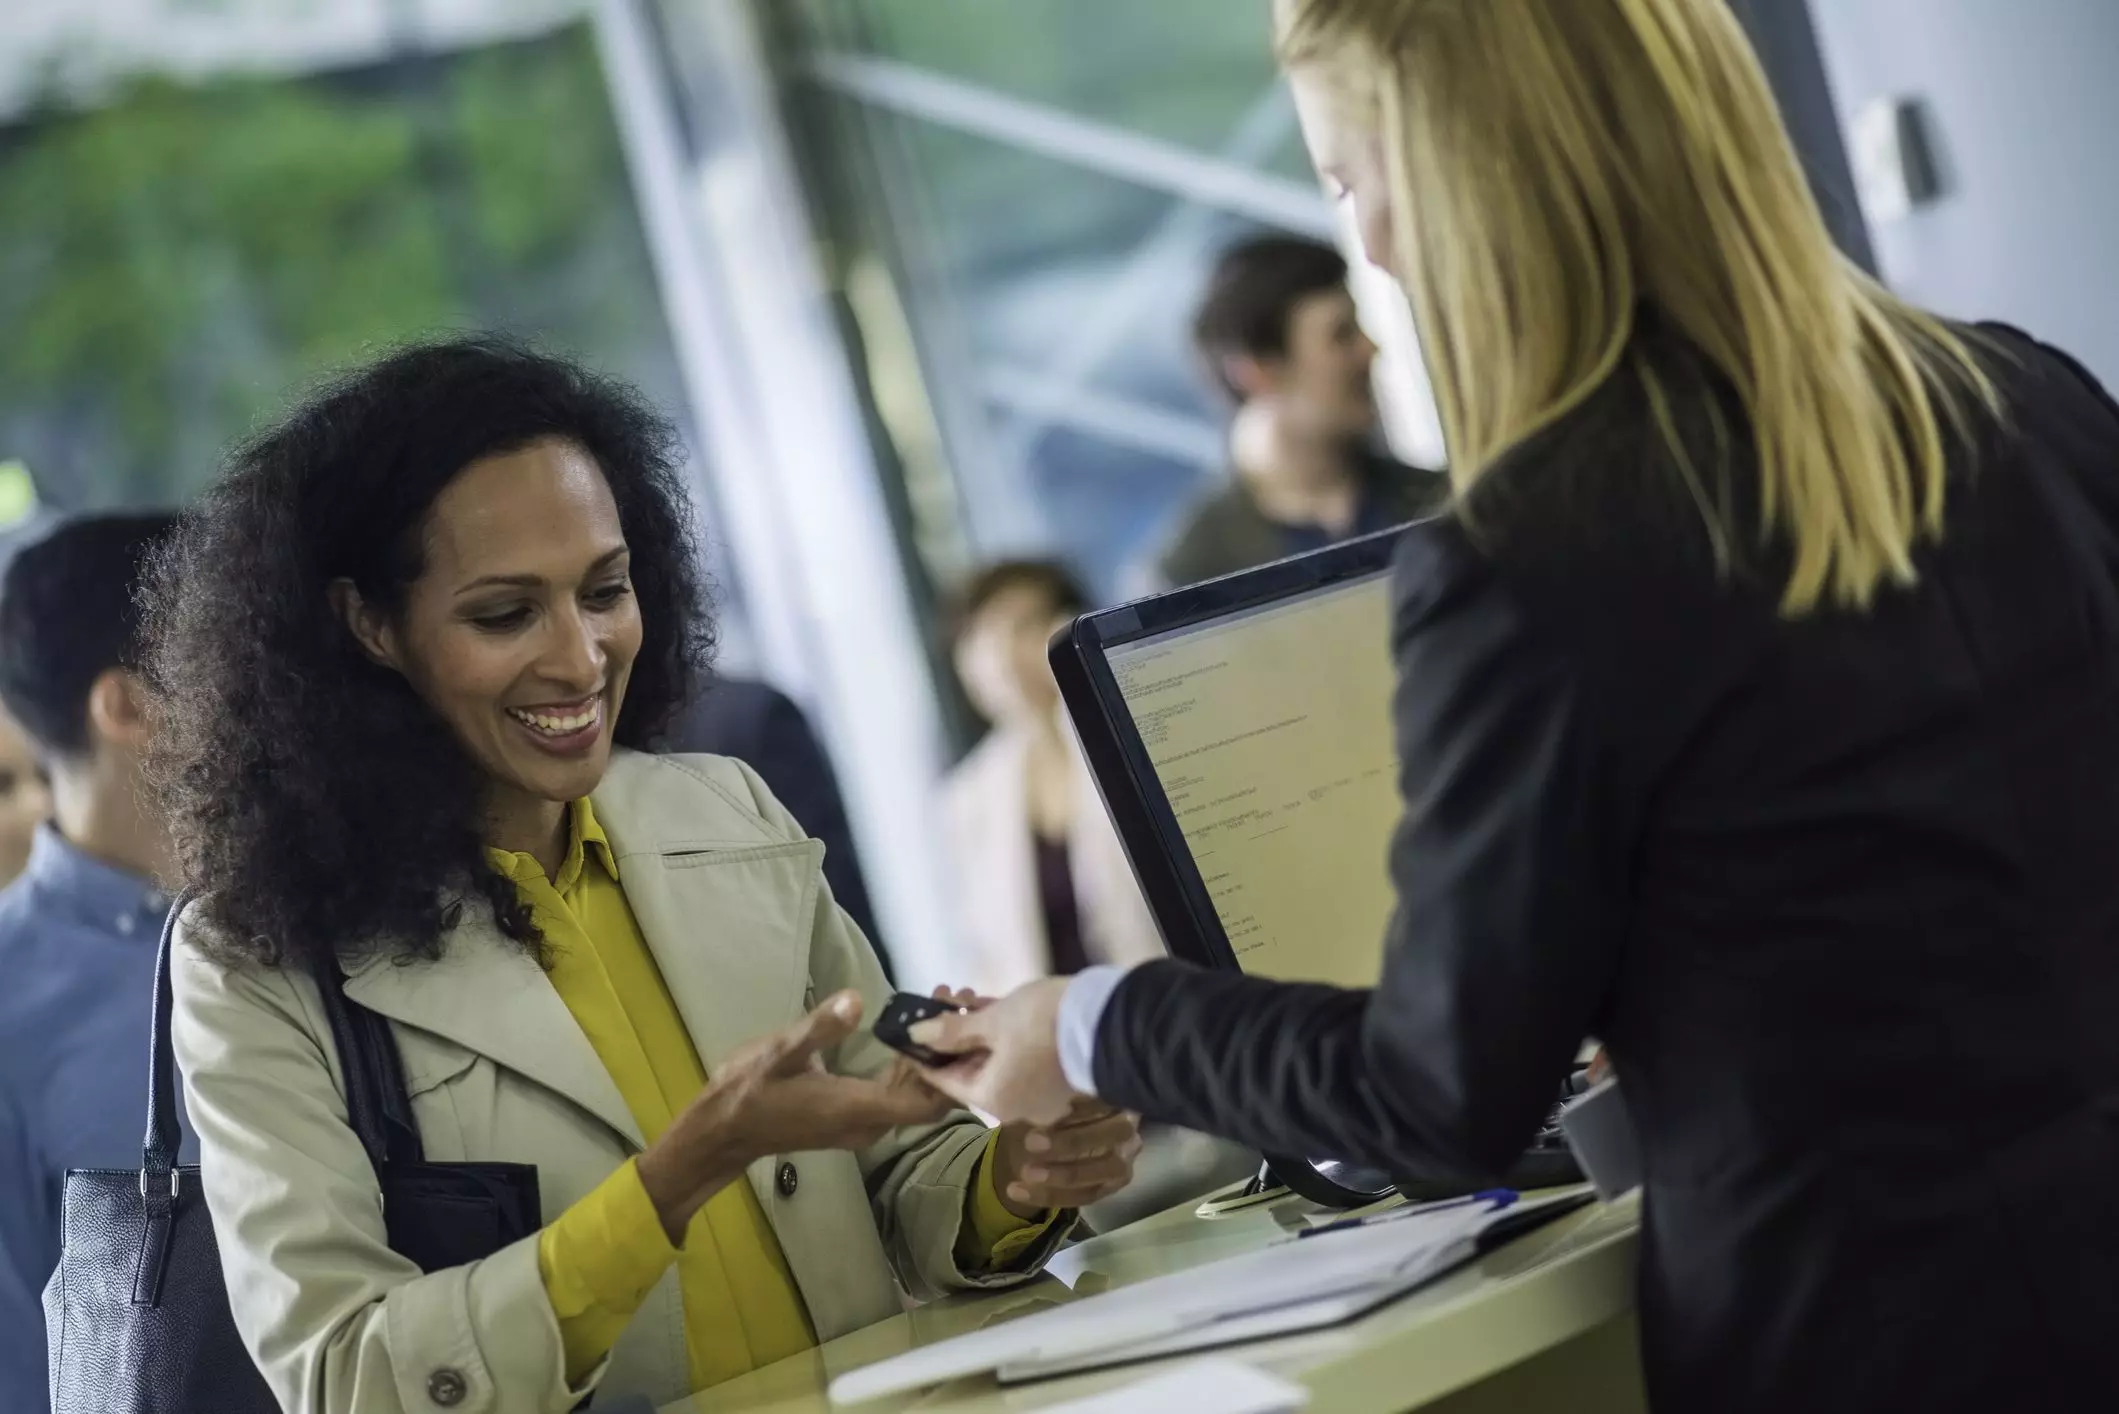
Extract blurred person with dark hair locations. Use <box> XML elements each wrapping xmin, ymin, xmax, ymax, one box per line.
<box><xmin>942</xmin><ymin>561</ymin><xmax>1163</xmax><ymax>996</ymax></box>
<box><xmin>0</xmin><ymin>707</ymin><xmax>51</xmax><ymax>887</ymax></box>
<box><xmin>146</xmin><ymin>339</ymin><xmax>1137</xmax><ymax>1412</ymax></box>
<box><xmin>1154</xmin><ymin>234</ymin><xmax>1445</xmax><ymax>588</ymax></box>
<box><xmin>0</xmin><ymin>512</ymin><xmax>180</xmax><ymax>1414</ymax></box>
<box><xmin>661</xmin><ymin>677</ymin><xmax>892</xmax><ymax>980</ymax></box>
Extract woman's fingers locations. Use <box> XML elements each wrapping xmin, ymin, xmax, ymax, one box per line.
<box><xmin>803</xmin><ymin>1071</ymin><xmax>949</xmax><ymax>1134</ymax></box>
<box><xmin>1005</xmin><ymin>1151</ymin><xmax>1137</xmax><ymax>1207</ymax></box>
<box><xmin>930</xmin><ymin>985</ymin><xmax>988</xmax><ymax>1011</ymax></box>
<box><xmin>912</xmin><ymin>1051</ymin><xmax>991</xmax><ymax>1112</ymax></box>
<box><xmin>1005</xmin><ymin>1107</ymin><xmax>1143</xmax><ymax>1208</ymax></box>
<box><xmin>1050</xmin><ymin>1099</ymin><xmax>1132</xmax><ymax>1129</ymax></box>
<box><xmin>906</xmin><ymin>1004</ymin><xmax>989</xmax><ymax>1056</ymax></box>
<box><xmin>1014</xmin><ymin>1140</ymin><xmax>1144</xmax><ymax>1188</ymax></box>
<box><xmin>768</xmin><ymin>990</ymin><xmax>864</xmax><ymax>1076</ymax></box>
<box><xmin>875</xmin><ymin>1078</ymin><xmax>953</xmax><ymax>1125</ymax></box>
<box><xmin>1024</xmin><ymin>1111</ymin><xmax>1138</xmax><ymax>1160</ymax></box>
<box><xmin>884</xmin><ymin>1058</ymin><xmax>958</xmax><ymax>1118</ymax></box>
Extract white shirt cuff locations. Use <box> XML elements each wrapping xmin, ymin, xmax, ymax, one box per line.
<box><xmin>1057</xmin><ymin>965</ymin><xmax>1128</xmax><ymax>1097</ymax></box>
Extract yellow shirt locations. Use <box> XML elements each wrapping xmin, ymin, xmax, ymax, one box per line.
<box><xmin>511</xmin><ymin>799</ymin><xmax>1046</xmax><ymax>1390</ymax></box>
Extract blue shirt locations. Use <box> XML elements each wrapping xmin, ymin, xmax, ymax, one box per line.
<box><xmin>0</xmin><ymin>827</ymin><xmax>181</xmax><ymax>1413</ymax></box>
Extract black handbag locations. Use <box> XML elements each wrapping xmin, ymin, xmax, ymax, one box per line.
<box><xmin>44</xmin><ymin>894</ymin><xmax>541</xmax><ymax>1413</ymax></box>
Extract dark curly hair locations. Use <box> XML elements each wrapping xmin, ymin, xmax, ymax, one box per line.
<box><xmin>143</xmin><ymin>336</ymin><xmax>714</xmax><ymax>971</ymax></box>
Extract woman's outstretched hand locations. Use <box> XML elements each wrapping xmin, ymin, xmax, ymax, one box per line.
<box><xmin>908</xmin><ymin>977</ymin><xmax>1081</xmax><ymax>1127</ymax></box>
<box><xmin>637</xmin><ymin>990</ymin><xmax>953</xmax><ymax>1243</ymax></box>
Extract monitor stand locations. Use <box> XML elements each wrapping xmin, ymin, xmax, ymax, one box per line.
<box><xmin>1253</xmin><ymin>1153</ymin><xmax>1397</xmax><ymax>1209</ymax></box>
<box><xmin>1253</xmin><ymin>1079</ymin><xmax>1593</xmax><ymax>1209</ymax></box>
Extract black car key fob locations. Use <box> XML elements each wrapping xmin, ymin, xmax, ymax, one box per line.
<box><xmin>872</xmin><ymin>992</ymin><xmax>967</xmax><ymax>1066</ymax></box>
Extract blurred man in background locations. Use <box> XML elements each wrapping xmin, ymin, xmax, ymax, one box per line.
<box><xmin>0</xmin><ymin>708</ymin><xmax>51</xmax><ymax>889</ymax></box>
<box><xmin>0</xmin><ymin>513</ymin><xmax>181</xmax><ymax>1413</ymax></box>
<box><xmin>1152</xmin><ymin>235</ymin><xmax>1445</xmax><ymax>588</ymax></box>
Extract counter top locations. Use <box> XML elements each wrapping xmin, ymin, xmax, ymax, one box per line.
<box><xmin>661</xmin><ymin>1186</ymin><xmax>1644</xmax><ymax>1413</ymax></box>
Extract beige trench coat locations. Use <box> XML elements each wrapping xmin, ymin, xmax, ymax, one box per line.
<box><xmin>172</xmin><ymin>751</ymin><xmax>1064</xmax><ymax>1413</ymax></box>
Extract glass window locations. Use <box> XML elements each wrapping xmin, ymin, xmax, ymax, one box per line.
<box><xmin>0</xmin><ymin>25</ymin><xmax>691</xmax><ymax>513</ymax></box>
<box><xmin>772</xmin><ymin>0</ymin><xmax>1334</xmax><ymax>605</ymax></box>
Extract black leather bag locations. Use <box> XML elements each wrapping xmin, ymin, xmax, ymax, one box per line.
<box><xmin>44</xmin><ymin>896</ymin><xmax>540</xmax><ymax>1413</ymax></box>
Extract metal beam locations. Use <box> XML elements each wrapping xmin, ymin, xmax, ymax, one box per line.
<box><xmin>808</xmin><ymin>51</ymin><xmax>1336</xmax><ymax>239</ymax></box>
<box><xmin>981</xmin><ymin>366</ymin><xmax>1224</xmax><ymax>469</ymax></box>
<box><xmin>997</xmin><ymin>85</ymin><xmax>1306</xmax><ymax>474</ymax></box>
<box><xmin>601</xmin><ymin>0</ymin><xmax>963</xmax><ymax>988</ymax></box>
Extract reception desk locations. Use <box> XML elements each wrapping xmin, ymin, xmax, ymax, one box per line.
<box><xmin>662</xmin><ymin>1187</ymin><xmax>1645</xmax><ymax>1414</ymax></box>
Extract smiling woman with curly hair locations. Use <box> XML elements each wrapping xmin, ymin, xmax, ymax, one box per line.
<box><xmin>142</xmin><ymin>336</ymin><xmax>1141</xmax><ymax>1413</ymax></box>
<box><xmin>147</xmin><ymin>339</ymin><xmax>712</xmax><ymax>974</ymax></box>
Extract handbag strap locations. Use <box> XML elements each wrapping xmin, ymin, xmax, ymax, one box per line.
<box><xmin>312</xmin><ymin>957</ymin><xmax>426</xmax><ymax>1172</ymax></box>
<box><xmin>141</xmin><ymin>890</ymin><xmax>191</xmax><ymax>1177</ymax></box>
<box><xmin>141</xmin><ymin>894</ymin><xmax>426</xmax><ymax>1180</ymax></box>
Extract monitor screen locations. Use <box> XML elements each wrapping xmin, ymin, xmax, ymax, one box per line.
<box><xmin>1101</xmin><ymin>570</ymin><xmax>1400</xmax><ymax>988</ymax></box>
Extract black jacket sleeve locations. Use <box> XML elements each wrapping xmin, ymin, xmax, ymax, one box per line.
<box><xmin>1092</xmin><ymin>524</ymin><xmax>1629</xmax><ymax>1183</ymax></box>
<box><xmin>1977</xmin><ymin>324</ymin><xmax>2119</xmax><ymax>598</ymax></box>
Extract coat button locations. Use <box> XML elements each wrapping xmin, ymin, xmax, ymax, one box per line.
<box><xmin>776</xmin><ymin>1160</ymin><xmax>799</xmax><ymax>1198</ymax></box>
<box><xmin>427</xmin><ymin>1368</ymin><xmax>467</xmax><ymax>1406</ymax></box>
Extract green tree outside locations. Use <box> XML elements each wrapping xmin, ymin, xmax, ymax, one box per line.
<box><xmin>0</xmin><ymin>24</ymin><xmax>682</xmax><ymax>511</ymax></box>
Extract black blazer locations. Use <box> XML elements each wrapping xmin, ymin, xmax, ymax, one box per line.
<box><xmin>660</xmin><ymin>677</ymin><xmax>892</xmax><ymax>981</ymax></box>
<box><xmin>1093</xmin><ymin>324</ymin><xmax>2119</xmax><ymax>1414</ymax></box>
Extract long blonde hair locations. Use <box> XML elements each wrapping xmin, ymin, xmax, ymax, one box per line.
<box><xmin>1278</xmin><ymin>0</ymin><xmax>1998</xmax><ymax>614</ymax></box>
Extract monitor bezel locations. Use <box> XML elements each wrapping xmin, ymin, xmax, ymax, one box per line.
<box><xmin>1049</xmin><ymin>527</ymin><xmax>1406</xmax><ymax>974</ymax></box>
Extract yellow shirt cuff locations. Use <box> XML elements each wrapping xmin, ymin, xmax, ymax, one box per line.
<box><xmin>959</xmin><ymin>1129</ymin><xmax>1061</xmax><ymax>1271</ymax></box>
<box><xmin>537</xmin><ymin>1158</ymin><xmax>681</xmax><ymax>1383</ymax></box>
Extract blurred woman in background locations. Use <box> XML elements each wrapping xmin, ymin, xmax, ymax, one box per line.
<box><xmin>0</xmin><ymin>706</ymin><xmax>49</xmax><ymax>886</ymax></box>
<box><xmin>914</xmin><ymin>2</ymin><xmax>2119</xmax><ymax>1411</ymax></box>
<box><xmin>943</xmin><ymin>560</ymin><xmax>1163</xmax><ymax>996</ymax></box>
<box><xmin>944</xmin><ymin>560</ymin><xmax>1257</xmax><ymax>1227</ymax></box>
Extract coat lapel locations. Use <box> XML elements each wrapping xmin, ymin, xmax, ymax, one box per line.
<box><xmin>591</xmin><ymin>752</ymin><xmax>818</xmax><ymax>1070</ymax></box>
<box><xmin>341</xmin><ymin>752</ymin><xmax>821</xmax><ymax>1158</ymax></box>
<box><xmin>611</xmin><ymin>839</ymin><xmax>820</xmax><ymax>1071</ymax></box>
<box><xmin>341</xmin><ymin>904</ymin><xmax>646</xmax><ymax>1151</ymax></box>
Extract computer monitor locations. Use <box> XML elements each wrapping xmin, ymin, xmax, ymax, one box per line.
<box><xmin>1057</xmin><ymin>546</ymin><xmax>1589</xmax><ymax>1206</ymax></box>
<box><xmin>1051</xmin><ymin>530</ymin><xmax>1402</xmax><ymax>989</ymax></box>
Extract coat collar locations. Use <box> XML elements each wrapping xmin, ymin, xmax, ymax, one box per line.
<box><xmin>342</xmin><ymin>751</ymin><xmax>820</xmax><ymax>1151</ymax></box>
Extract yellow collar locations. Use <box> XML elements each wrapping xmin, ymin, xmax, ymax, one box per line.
<box><xmin>485</xmin><ymin>797</ymin><xmax>620</xmax><ymax>892</ymax></box>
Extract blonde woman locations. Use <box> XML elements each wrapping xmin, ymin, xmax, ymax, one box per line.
<box><xmin>912</xmin><ymin>2</ymin><xmax>2119</xmax><ymax>1412</ymax></box>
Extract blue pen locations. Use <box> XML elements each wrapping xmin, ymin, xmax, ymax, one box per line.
<box><xmin>1297</xmin><ymin>1188</ymin><xmax>1518</xmax><ymax>1239</ymax></box>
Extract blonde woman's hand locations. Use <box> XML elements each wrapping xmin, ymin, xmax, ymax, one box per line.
<box><xmin>637</xmin><ymin>990</ymin><xmax>953</xmax><ymax>1242</ymax></box>
<box><xmin>921</xmin><ymin>987</ymin><xmax>1142</xmax><ymax>1218</ymax></box>
<box><xmin>990</xmin><ymin>1100</ymin><xmax>1143</xmax><ymax>1218</ymax></box>
<box><xmin>908</xmin><ymin>977</ymin><xmax>1079</xmax><ymax>1127</ymax></box>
